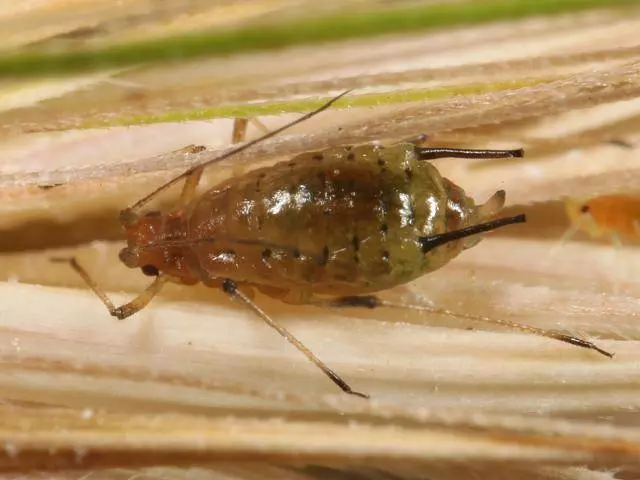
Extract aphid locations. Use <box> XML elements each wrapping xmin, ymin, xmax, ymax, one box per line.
<box><xmin>54</xmin><ymin>91</ymin><xmax>613</xmax><ymax>399</ymax></box>
<box><xmin>562</xmin><ymin>195</ymin><xmax>640</xmax><ymax>247</ymax></box>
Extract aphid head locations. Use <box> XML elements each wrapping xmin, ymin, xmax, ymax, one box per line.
<box><xmin>563</xmin><ymin>197</ymin><xmax>602</xmax><ymax>237</ymax></box>
<box><xmin>119</xmin><ymin>210</ymin><xmax>165</xmax><ymax>270</ymax></box>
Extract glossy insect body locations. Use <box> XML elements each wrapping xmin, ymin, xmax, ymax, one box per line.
<box><xmin>121</xmin><ymin>143</ymin><xmax>506</xmax><ymax>302</ymax></box>
<box><xmin>58</xmin><ymin>91</ymin><xmax>613</xmax><ymax>399</ymax></box>
<box><xmin>564</xmin><ymin>195</ymin><xmax>640</xmax><ymax>242</ymax></box>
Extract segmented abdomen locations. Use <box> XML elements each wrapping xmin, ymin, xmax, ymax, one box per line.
<box><xmin>186</xmin><ymin>144</ymin><xmax>465</xmax><ymax>295</ymax></box>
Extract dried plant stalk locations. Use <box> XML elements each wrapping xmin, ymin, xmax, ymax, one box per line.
<box><xmin>1</xmin><ymin>2</ymin><xmax>640</xmax><ymax>480</ymax></box>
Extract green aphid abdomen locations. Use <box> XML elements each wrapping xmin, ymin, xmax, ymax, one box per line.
<box><xmin>185</xmin><ymin>142</ymin><xmax>492</xmax><ymax>297</ymax></box>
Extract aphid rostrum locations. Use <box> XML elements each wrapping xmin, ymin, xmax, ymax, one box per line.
<box><xmin>56</xmin><ymin>91</ymin><xmax>613</xmax><ymax>398</ymax></box>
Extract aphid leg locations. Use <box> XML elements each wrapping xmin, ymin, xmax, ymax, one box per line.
<box><xmin>230</xmin><ymin>117</ymin><xmax>273</xmax><ymax>177</ymax></box>
<box><xmin>231</xmin><ymin>117</ymin><xmax>270</xmax><ymax>144</ymax></box>
<box><xmin>609</xmin><ymin>233</ymin><xmax>623</xmax><ymax>295</ymax></box>
<box><xmin>166</xmin><ymin>118</ymin><xmax>260</xmax><ymax>208</ymax></box>
<box><xmin>51</xmin><ymin>257</ymin><xmax>168</xmax><ymax>320</ymax></box>
<box><xmin>314</xmin><ymin>296</ymin><xmax>613</xmax><ymax>358</ymax></box>
<box><xmin>172</xmin><ymin>117</ymin><xmax>256</xmax><ymax>159</ymax></box>
<box><xmin>250</xmin><ymin>117</ymin><xmax>270</xmax><ymax>135</ymax></box>
<box><xmin>417</xmin><ymin>147</ymin><xmax>524</xmax><ymax>160</ymax></box>
<box><xmin>171</xmin><ymin>145</ymin><xmax>207</xmax><ymax>155</ymax></box>
<box><xmin>126</xmin><ymin>89</ymin><xmax>352</xmax><ymax>215</ymax></box>
<box><xmin>544</xmin><ymin>225</ymin><xmax>579</xmax><ymax>265</ymax></box>
<box><xmin>179</xmin><ymin>166</ymin><xmax>205</xmax><ymax>207</ymax></box>
<box><xmin>231</xmin><ymin>118</ymin><xmax>249</xmax><ymax>144</ymax></box>
<box><xmin>316</xmin><ymin>214</ymin><xmax>611</xmax><ymax>358</ymax></box>
<box><xmin>611</xmin><ymin>232</ymin><xmax>623</xmax><ymax>249</ymax></box>
<box><xmin>220</xmin><ymin>279</ymin><xmax>369</xmax><ymax>399</ymax></box>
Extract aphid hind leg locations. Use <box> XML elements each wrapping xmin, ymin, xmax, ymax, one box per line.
<box><xmin>221</xmin><ymin>279</ymin><xmax>369</xmax><ymax>399</ymax></box>
<box><xmin>51</xmin><ymin>257</ymin><xmax>167</xmax><ymax>319</ymax></box>
<box><xmin>314</xmin><ymin>296</ymin><xmax>613</xmax><ymax>358</ymax></box>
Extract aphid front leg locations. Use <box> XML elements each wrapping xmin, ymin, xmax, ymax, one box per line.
<box><xmin>51</xmin><ymin>258</ymin><xmax>168</xmax><ymax>319</ymax></box>
<box><xmin>179</xmin><ymin>165</ymin><xmax>205</xmax><ymax>207</ymax></box>
<box><xmin>170</xmin><ymin>116</ymin><xmax>269</xmax><ymax>205</ymax></box>
<box><xmin>313</xmin><ymin>295</ymin><xmax>613</xmax><ymax>358</ymax></box>
<box><xmin>220</xmin><ymin>279</ymin><xmax>368</xmax><ymax>399</ymax></box>
<box><xmin>163</xmin><ymin>115</ymin><xmax>268</xmax><ymax>208</ymax></box>
<box><xmin>231</xmin><ymin>118</ymin><xmax>250</xmax><ymax>144</ymax></box>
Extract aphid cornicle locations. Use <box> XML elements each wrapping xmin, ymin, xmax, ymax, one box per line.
<box><xmin>57</xmin><ymin>91</ymin><xmax>613</xmax><ymax>399</ymax></box>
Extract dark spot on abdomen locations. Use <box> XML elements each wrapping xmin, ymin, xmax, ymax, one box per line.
<box><xmin>352</xmin><ymin>234</ymin><xmax>360</xmax><ymax>252</ymax></box>
<box><xmin>404</xmin><ymin>168</ymin><xmax>413</xmax><ymax>181</ymax></box>
<box><xmin>319</xmin><ymin>245</ymin><xmax>330</xmax><ymax>266</ymax></box>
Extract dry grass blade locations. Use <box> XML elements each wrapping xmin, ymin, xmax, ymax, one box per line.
<box><xmin>1</xmin><ymin>2</ymin><xmax>640</xmax><ymax>480</ymax></box>
<box><xmin>0</xmin><ymin>403</ymin><xmax>637</xmax><ymax>474</ymax></box>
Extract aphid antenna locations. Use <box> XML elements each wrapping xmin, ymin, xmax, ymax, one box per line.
<box><xmin>419</xmin><ymin>214</ymin><xmax>526</xmax><ymax>253</ymax></box>
<box><xmin>123</xmin><ymin>89</ymin><xmax>354</xmax><ymax>220</ymax></box>
<box><xmin>417</xmin><ymin>147</ymin><xmax>524</xmax><ymax>161</ymax></box>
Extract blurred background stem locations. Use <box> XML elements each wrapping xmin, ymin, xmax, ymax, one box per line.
<box><xmin>0</xmin><ymin>0</ymin><xmax>637</xmax><ymax>78</ymax></box>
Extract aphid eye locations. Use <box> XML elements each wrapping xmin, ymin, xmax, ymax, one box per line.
<box><xmin>580</xmin><ymin>205</ymin><xmax>590</xmax><ymax>214</ymax></box>
<box><xmin>141</xmin><ymin>264</ymin><xmax>160</xmax><ymax>276</ymax></box>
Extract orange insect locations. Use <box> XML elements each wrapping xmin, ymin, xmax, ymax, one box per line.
<box><xmin>563</xmin><ymin>195</ymin><xmax>640</xmax><ymax>246</ymax></box>
<box><xmin>55</xmin><ymin>91</ymin><xmax>612</xmax><ymax>398</ymax></box>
